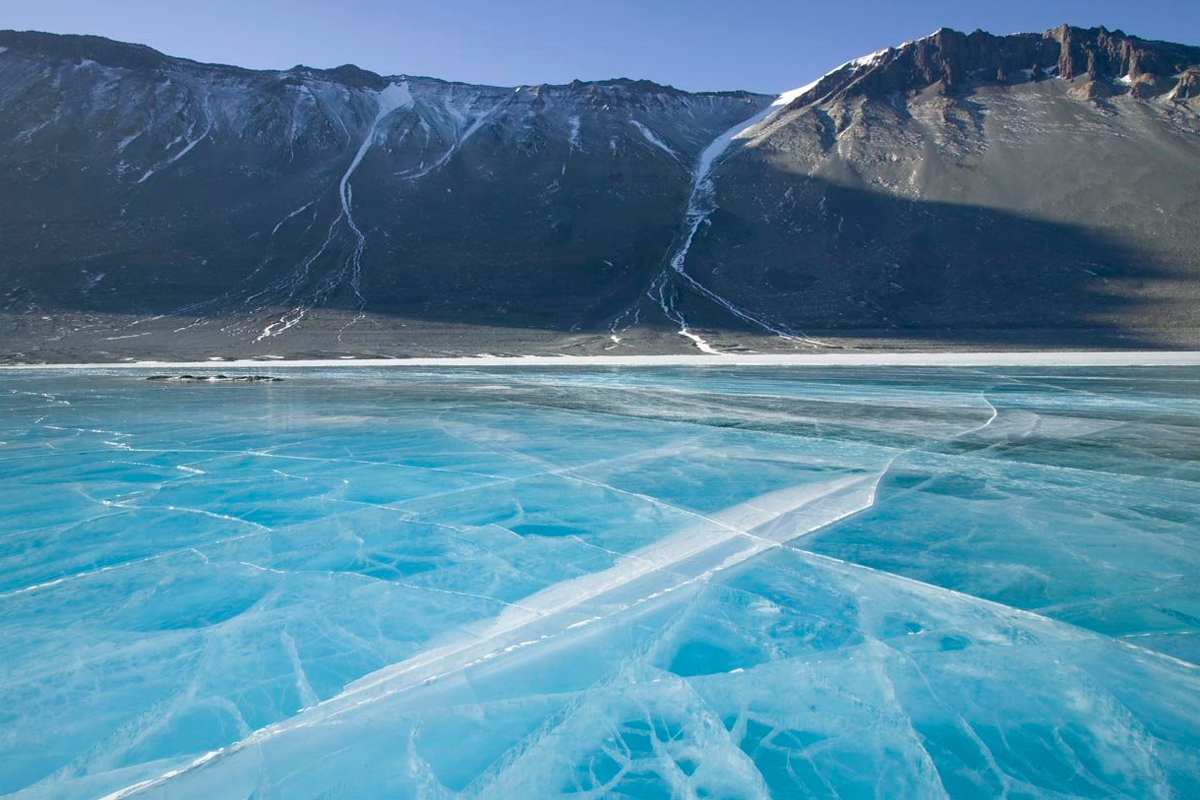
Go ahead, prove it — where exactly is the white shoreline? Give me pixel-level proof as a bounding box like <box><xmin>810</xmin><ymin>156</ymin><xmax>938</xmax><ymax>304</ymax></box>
<box><xmin>3</xmin><ymin>351</ymin><xmax>1200</xmax><ymax>369</ymax></box>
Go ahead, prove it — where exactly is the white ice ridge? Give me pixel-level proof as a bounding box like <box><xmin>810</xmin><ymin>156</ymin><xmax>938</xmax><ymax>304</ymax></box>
<box><xmin>98</xmin><ymin>473</ymin><xmax>883</xmax><ymax>799</ymax></box>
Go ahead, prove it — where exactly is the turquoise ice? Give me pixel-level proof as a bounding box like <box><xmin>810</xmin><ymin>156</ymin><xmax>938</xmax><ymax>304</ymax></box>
<box><xmin>1</xmin><ymin>366</ymin><xmax>1198</xmax><ymax>798</ymax></box>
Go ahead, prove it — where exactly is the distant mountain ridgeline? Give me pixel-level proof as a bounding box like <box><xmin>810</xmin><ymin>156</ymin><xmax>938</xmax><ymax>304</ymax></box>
<box><xmin>0</xmin><ymin>25</ymin><xmax>1198</xmax><ymax>360</ymax></box>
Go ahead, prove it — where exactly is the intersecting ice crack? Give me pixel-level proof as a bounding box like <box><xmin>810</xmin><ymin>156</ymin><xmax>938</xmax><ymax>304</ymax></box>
<box><xmin>383</xmin><ymin>579</ymin><xmax>544</xmax><ymax>616</ymax></box>
<box><xmin>0</xmin><ymin>526</ymin><xmax>270</xmax><ymax>600</ymax></box>
<box><xmin>8</xmin><ymin>371</ymin><xmax>1198</xmax><ymax>799</ymax></box>
<box><xmin>5</xmin><ymin>378</ymin><xmax>987</xmax><ymax>608</ymax></box>
<box><xmin>2</xmin><ymin>416</ymin><xmax>727</xmax><ymax>604</ymax></box>
<box><xmin>862</xmin><ymin>639</ymin><xmax>953</xmax><ymax>797</ymax></box>
<box><xmin>89</xmin><ymin>383</ymin><xmax>1030</xmax><ymax>799</ymax></box>
<box><xmin>96</xmin><ymin>473</ymin><xmax>890</xmax><ymax>798</ymax></box>
<box><xmin>280</xmin><ymin>629</ymin><xmax>321</xmax><ymax>709</ymax></box>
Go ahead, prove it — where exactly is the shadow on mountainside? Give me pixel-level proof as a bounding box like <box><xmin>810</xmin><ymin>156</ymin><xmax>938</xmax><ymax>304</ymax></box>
<box><xmin>2</xmin><ymin>170</ymin><xmax>1191</xmax><ymax>354</ymax></box>
<box><xmin>659</xmin><ymin>175</ymin><xmax>1191</xmax><ymax>350</ymax></box>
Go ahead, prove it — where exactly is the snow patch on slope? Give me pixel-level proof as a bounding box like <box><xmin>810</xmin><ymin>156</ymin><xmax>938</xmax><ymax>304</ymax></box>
<box><xmin>256</xmin><ymin>81</ymin><xmax>413</xmax><ymax>342</ymax></box>
<box><xmin>397</xmin><ymin>90</ymin><xmax>502</xmax><ymax>182</ymax></box>
<box><xmin>136</xmin><ymin>92</ymin><xmax>215</xmax><ymax>184</ymax></box>
<box><xmin>630</xmin><ymin>120</ymin><xmax>678</xmax><ymax>159</ymax></box>
<box><xmin>339</xmin><ymin>81</ymin><xmax>413</xmax><ymax>219</ymax></box>
<box><xmin>568</xmin><ymin>115</ymin><xmax>582</xmax><ymax>151</ymax></box>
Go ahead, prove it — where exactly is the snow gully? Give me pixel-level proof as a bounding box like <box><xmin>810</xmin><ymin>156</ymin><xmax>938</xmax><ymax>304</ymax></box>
<box><xmin>642</xmin><ymin>83</ymin><xmax>841</xmax><ymax>352</ymax></box>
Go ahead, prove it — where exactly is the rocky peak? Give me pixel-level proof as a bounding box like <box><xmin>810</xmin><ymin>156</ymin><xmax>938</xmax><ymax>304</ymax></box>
<box><xmin>1044</xmin><ymin>25</ymin><xmax>1198</xmax><ymax>81</ymax></box>
<box><xmin>778</xmin><ymin>25</ymin><xmax>1200</xmax><ymax>112</ymax></box>
<box><xmin>296</xmin><ymin>63</ymin><xmax>390</xmax><ymax>90</ymax></box>
<box><xmin>1175</xmin><ymin>68</ymin><xmax>1200</xmax><ymax>100</ymax></box>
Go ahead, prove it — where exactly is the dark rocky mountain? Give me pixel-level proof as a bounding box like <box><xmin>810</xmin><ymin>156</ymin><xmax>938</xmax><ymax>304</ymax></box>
<box><xmin>0</xmin><ymin>25</ymin><xmax>1198</xmax><ymax>360</ymax></box>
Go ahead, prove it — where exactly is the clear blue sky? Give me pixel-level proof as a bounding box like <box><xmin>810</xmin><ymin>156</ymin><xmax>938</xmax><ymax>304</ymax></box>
<box><xmin>2</xmin><ymin>0</ymin><xmax>1197</xmax><ymax>93</ymax></box>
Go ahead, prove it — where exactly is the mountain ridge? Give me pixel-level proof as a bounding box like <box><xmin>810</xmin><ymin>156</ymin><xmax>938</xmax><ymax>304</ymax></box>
<box><xmin>5</xmin><ymin>24</ymin><xmax>1197</xmax><ymax>95</ymax></box>
<box><xmin>0</xmin><ymin>29</ymin><xmax>768</xmax><ymax>98</ymax></box>
<box><xmin>1</xmin><ymin>25</ymin><xmax>1198</xmax><ymax>361</ymax></box>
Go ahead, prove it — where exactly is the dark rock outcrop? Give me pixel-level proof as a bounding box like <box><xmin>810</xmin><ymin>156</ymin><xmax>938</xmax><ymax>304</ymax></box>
<box><xmin>779</xmin><ymin>26</ymin><xmax>1200</xmax><ymax>111</ymax></box>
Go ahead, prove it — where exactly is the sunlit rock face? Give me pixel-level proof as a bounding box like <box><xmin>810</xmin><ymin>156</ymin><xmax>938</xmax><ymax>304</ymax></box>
<box><xmin>2</xmin><ymin>366</ymin><xmax>1198</xmax><ymax>798</ymax></box>
<box><xmin>681</xmin><ymin>27</ymin><xmax>1200</xmax><ymax>345</ymax></box>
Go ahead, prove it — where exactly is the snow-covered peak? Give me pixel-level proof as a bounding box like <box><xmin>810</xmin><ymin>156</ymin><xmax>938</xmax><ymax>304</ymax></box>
<box><xmin>722</xmin><ymin>44</ymin><xmax>891</xmax><ymax>147</ymax></box>
<box><xmin>898</xmin><ymin>30</ymin><xmax>943</xmax><ymax>49</ymax></box>
<box><xmin>756</xmin><ymin>42</ymin><xmax>897</xmax><ymax>119</ymax></box>
<box><xmin>847</xmin><ymin>48</ymin><xmax>890</xmax><ymax>69</ymax></box>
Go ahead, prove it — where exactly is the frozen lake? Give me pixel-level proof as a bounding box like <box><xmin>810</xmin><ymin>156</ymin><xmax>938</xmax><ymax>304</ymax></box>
<box><xmin>2</xmin><ymin>366</ymin><xmax>1198</xmax><ymax>798</ymax></box>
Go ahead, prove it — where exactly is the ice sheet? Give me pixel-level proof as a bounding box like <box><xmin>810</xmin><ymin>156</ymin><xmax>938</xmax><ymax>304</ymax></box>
<box><xmin>1</xmin><ymin>366</ymin><xmax>1197</xmax><ymax>798</ymax></box>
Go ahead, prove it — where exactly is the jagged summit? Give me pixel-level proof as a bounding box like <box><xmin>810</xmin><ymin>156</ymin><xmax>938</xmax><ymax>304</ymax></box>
<box><xmin>768</xmin><ymin>24</ymin><xmax>1200</xmax><ymax>113</ymax></box>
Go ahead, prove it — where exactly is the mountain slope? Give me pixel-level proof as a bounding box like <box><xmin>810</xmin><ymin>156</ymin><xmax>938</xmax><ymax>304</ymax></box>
<box><xmin>0</xmin><ymin>26</ymin><xmax>1198</xmax><ymax>360</ymax></box>
<box><xmin>659</xmin><ymin>26</ymin><xmax>1200</xmax><ymax>351</ymax></box>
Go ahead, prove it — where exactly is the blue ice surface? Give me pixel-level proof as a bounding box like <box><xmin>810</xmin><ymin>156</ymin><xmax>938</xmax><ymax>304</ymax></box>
<box><xmin>0</xmin><ymin>365</ymin><xmax>1197</xmax><ymax>799</ymax></box>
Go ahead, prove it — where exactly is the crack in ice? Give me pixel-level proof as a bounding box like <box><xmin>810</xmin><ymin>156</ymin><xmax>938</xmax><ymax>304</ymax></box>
<box><xmin>97</xmin><ymin>471</ymin><xmax>885</xmax><ymax>798</ymax></box>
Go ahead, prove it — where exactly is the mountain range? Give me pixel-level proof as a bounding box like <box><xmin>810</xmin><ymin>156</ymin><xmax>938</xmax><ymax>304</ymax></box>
<box><xmin>1</xmin><ymin>24</ymin><xmax>1198</xmax><ymax>361</ymax></box>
